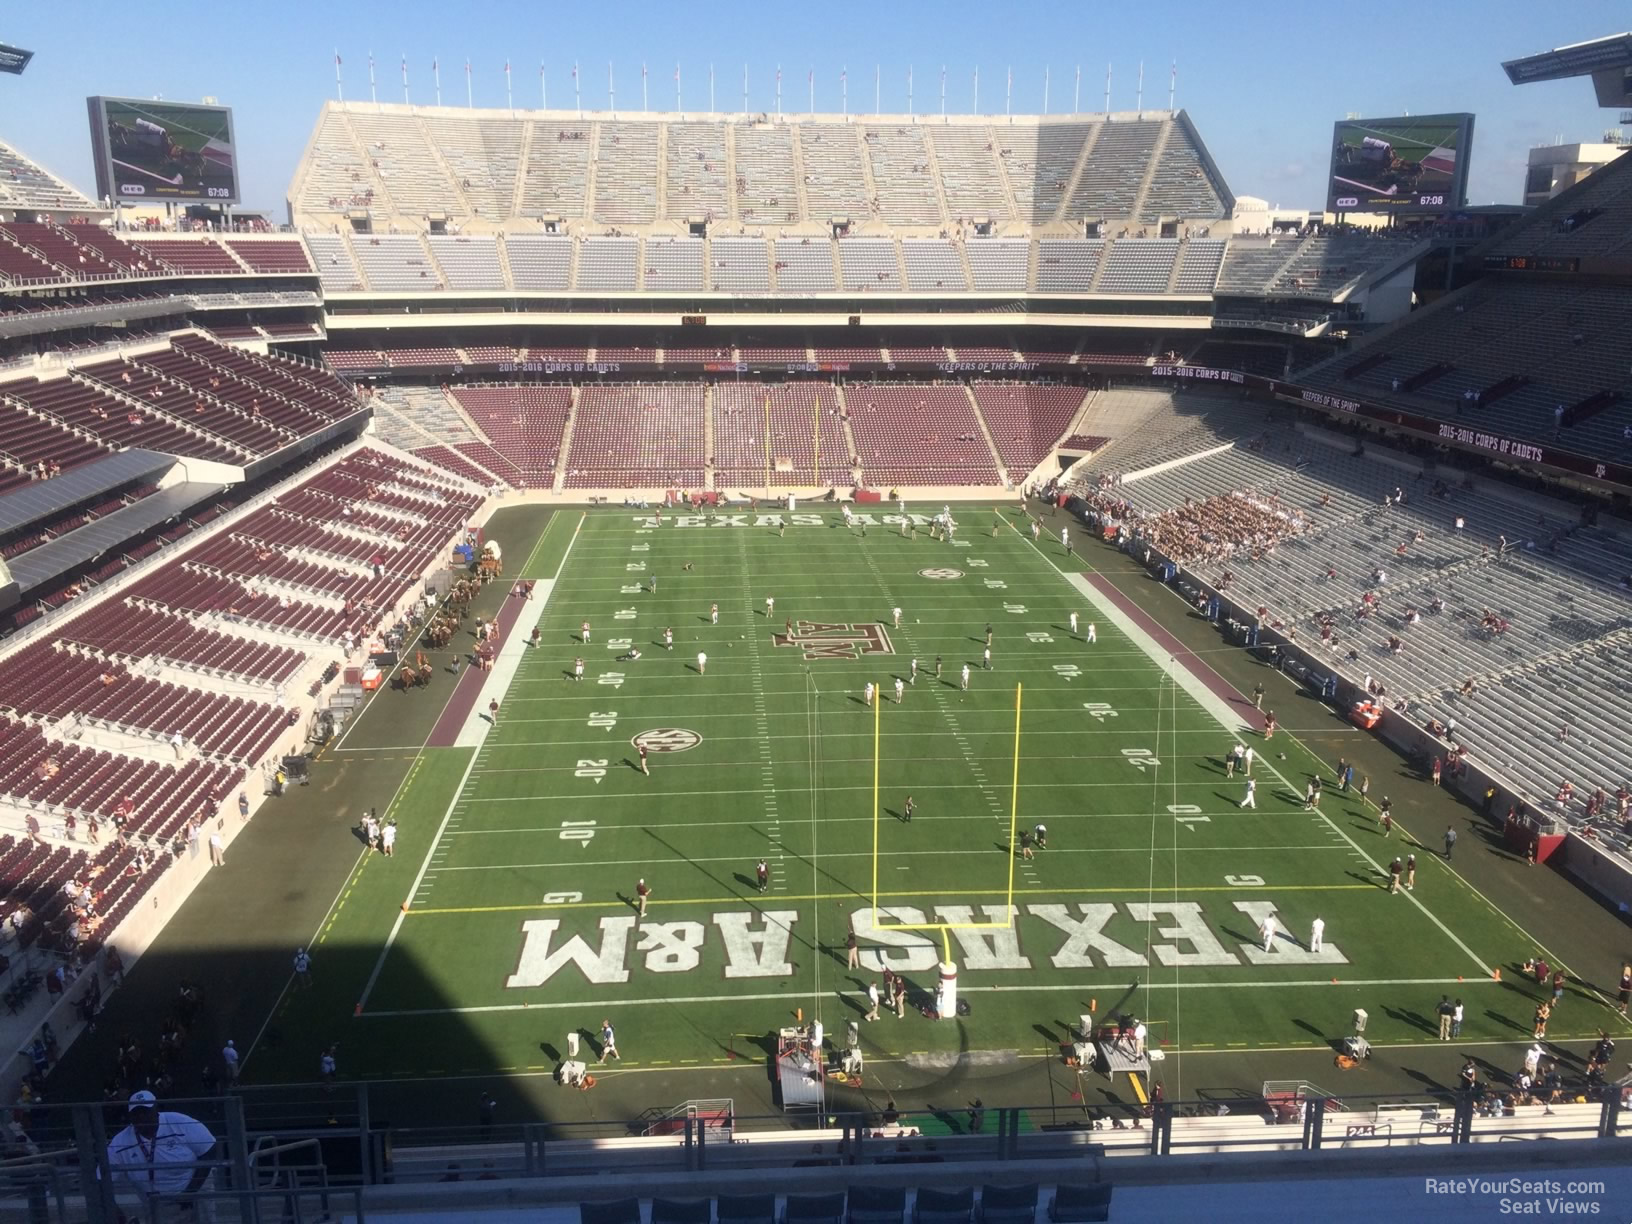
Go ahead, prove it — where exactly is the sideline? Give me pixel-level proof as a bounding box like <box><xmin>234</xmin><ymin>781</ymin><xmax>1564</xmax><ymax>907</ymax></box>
<box><xmin>356</xmin><ymin>513</ymin><xmax>587</xmax><ymax>1011</ymax></box>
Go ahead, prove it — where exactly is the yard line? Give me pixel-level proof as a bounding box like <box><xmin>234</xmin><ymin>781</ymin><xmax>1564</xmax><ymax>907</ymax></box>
<box><xmin>424</xmin><ymin>843</ymin><xmax>1350</xmax><ymax>872</ymax></box>
<box><xmin>403</xmin><ymin>880</ymin><xmax>1378</xmax><ymax>916</ymax></box>
<box><xmin>357</xmin><ymin>974</ymin><xmax>1495</xmax><ymax>1020</ymax></box>
<box><xmin>356</xmin><ymin>512</ymin><xmax>591</xmax><ymax>1012</ymax></box>
<box><xmin>441</xmin><ymin>812</ymin><xmax>1352</xmax><ymax>832</ymax></box>
<box><xmin>1018</xmin><ymin>530</ymin><xmax>1497</xmax><ymax>979</ymax></box>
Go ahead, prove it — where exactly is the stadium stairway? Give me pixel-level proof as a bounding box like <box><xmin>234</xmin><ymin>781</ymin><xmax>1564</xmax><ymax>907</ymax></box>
<box><xmin>962</xmin><ymin>385</ymin><xmax>1011</xmax><ymax>487</ymax></box>
<box><xmin>832</xmin><ymin>385</ymin><xmax>861</xmax><ymax>482</ymax></box>
<box><xmin>1055</xmin><ymin>126</ymin><xmax>1103</xmax><ymax>224</ymax></box>
<box><xmin>551</xmin><ymin>388</ymin><xmax>580</xmax><ymax>493</ymax></box>
<box><xmin>1127</xmin><ymin>122</ymin><xmax>1173</xmax><ymax>227</ymax></box>
<box><xmin>702</xmin><ymin>386</ymin><xmax>715</xmax><ymax>492</ymax></box>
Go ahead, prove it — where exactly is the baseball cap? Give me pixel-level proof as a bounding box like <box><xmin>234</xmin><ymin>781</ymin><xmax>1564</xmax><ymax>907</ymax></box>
<box><xmin>128</xmin><ymin>1090</ymin><xmax>157</xmax><ymax>1112</ymax></box>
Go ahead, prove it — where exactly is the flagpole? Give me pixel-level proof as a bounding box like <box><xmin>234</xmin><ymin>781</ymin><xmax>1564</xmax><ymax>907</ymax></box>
<box><xmin>808</xmin><ymin>69</ymin><xmax>813</xmax><ymax>115</ymax></box>
<box><xmin>574</xmin><ymin>62</ymin><xmax>581</xmax><ymax>117</ymax></box>
<box><xmin>506</xmin><ymin>61</ymin><xmax>513</xmax><ymax>113</ymax></box>
<box><xmin>1074</xmin><ymin>64</ymin><xmax>1080</xmax><ymax>114</ymax></box>
<box><xmin>1136</xmin><ymin>60</ymin><xmax>1143</xmax><ymax>117</ymax></box>
<box><xmin>708</xmin><ymin>63</ymin><xmax>714</xmax><ymax>112</ymax></box>
<box><xmin>1042</xmin><ymin>65</ymin><xmax>1049</xmax><ymax>115</ymax></box>
<box><xmin>940</xmin><ymin>65</ymin><xmax>946</xmax><ymax>118</ymax></box>
<box><xmin>334</xmin><ymin>50</ymin><xmax>344</xmax><ymax>103</ymax></box>
<box><xmin>642</xmin><ymin>62</ymin><xmax>648</xmax><ymax>112</ymax></box>
<box><xmin>402</xmin><ymin>55</ymin><xmax>409</xmax><ymax>105</ymax></box>
<box><xmin>973</xmin><ymin>65</ymin><xmax>979</xmax><ymax>114</ymax></box>
<box><xmin>907</xmin><ymin>64</ymin><xmax>913</xmax><ymax>116</ymax></box>
<box><xmin>776</xmin><ymin>65</ymin><xmax>782</xmax><ymax>117</ymax></box>
<box><xmin>1169</xmin><ymin>61</ymin><xmax>1177</xmax><ymax>112</ymax></box>
<box><xmin>368</xmin><ymin>52</ymin><xmax>377</xmax><ymax>106</ymax></box>
<box><xmin>841</xmin><ymin>65</ymin><xmax>847</xmax><ymax>117</ymax></box>
<box><xmin>609</xmin><ymin>61</ymin><xmax>615</xmax><ymax>113</ymax></box>
<box><xmin>434</xmin><ymin>58</ymin><xmax>442</xmax><ymax>107</ymax></box>
<box><xmin>466</xmin><ymin>59</ymin><xmax>473</xmax><ymax>109</ymax></box>
<box><xmin>1104</xmin><ymin>62</ymin><xmax>1111</xmax><ymax>114</ymax></box>
<box><xmin>1005</xmin><ymin>65</ymin><xmax>1011</xmax><ymax>117</ymax></box>
<box><xmin>541</xmin><ymin>64</ymin><xmax>546</xmax><ymax>110</ymax></box>
<box><xmin>676</xmin><ymin>63</ymin><xmax>681</xmax><ymax>112</ymax></box>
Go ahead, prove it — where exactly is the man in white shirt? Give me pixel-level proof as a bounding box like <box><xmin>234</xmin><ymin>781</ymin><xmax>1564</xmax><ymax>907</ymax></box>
<box><xmin>1309</xmin><ymin>916</ymin><xmax>1325</xmax><ymax>953</ymax></box>
<box><xmin>1260</xmin><ymin>913</ymin><xmax>1277</xmax><ymax>952</ymax></box>
<box><xmin>696</xmin><ymin>651</ymin><xmax>707</xmax><ymax>675</ymax></box>
<box><xmin>221</xmin><ymin>1040</ymin><xmax>239</xmax><ymax>1083</ymax></box>
<box><xmin>104</xmin><ymin>1091</ymin><xmax>217</xmax><ymax>1211</ymax></box>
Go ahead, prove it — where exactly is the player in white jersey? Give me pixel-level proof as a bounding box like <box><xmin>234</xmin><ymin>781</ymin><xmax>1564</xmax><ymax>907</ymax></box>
<box><xmin>960</xmin><ymin>663</ymin><xmax>971</xmax><ymax>691</ymax></box>
<box><xmin>1069</xmin><ymin>611</ymin><xmax>1079</xmax><ymax>636</ymax></box>
<box><xmin>894</xmin><ymin>677</ymin><xmax>905</xmax><ymax>704</ymax></box>
<box><xmin>710</xmin><ymin>602</ymin><xmax>719</xmax><ymax>625</ymax></box>
<box><xmin>663</xmin><ymin>627</ymin><xmax>674</xmax><ymax>650</ymax></box>
<box><xmin>909</xmin><ymin>658</ymin><xmax>918</xmax><ymax>685</ymax></box>
<box><xmin>892</xmin><ymin>607</ymin><xmax>903</xmax><ymax>627</ymax></box>
<box><xmin>573</xmin><ymin>657</ymin><xmax>584</xmax><ymax>682</ymax></box>
<box><xmin>864</xmin><ymin>681</ymin><xmax>875</xmax><ymax>707</ymax></box>
<box><xmin>696</xmin><ymin>651</ymin><xmax>708</xmax><ymax>674</ymax></box>
<box><xmin>1085</xmin><ymin>622</ymin><xmax>1097</xmax><ymax>643</ymax></box>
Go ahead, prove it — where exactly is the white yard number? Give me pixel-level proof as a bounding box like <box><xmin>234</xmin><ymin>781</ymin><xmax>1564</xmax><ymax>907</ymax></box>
<box><xmin>608</xmin><ymin>638</ymin><xmax>633</xmax><ymax>651</ymax></box>
<box><xmin>631</xmin><ymin>543</ymin><xmax>649</xmax><ymax>552</ymax></box>
<box><xmin>969</xmin><ymin>559</ymin><xmax>989</xmax><ymax>568</ymax></box>
<box><xmin>1082</xmin><ymin>702</ymin><xmax>1118</xmax><ymax>721</ymax></box>
<box><xmin>984</xmin><ymin>578</ymin><xmax>1007</xmax><ymax>589</ymax></box>
<box><xmin>598</xmin><ymin>672</ymin><xmax>625</xmax><ymax>688</ymax></box>
<box><xmin>1002</xmin><ymin>603</ymin><xmax>1027</xmax><ymax>615</ymax></box>
<box><xmin>1123</xmin><ymin>747</ymin><xmax>1160</xmax><ymax>771</ymax></box>
<box><xmin>560</xmin><ymin>818</ymin><xmax>598</xmax><ymax>841</ymax></box>
<box><xmin>614</xmin><ymin>608</ymin><xmax>637</xmax><ymax>620</ymax></box>
<box><xmin>1053</xmin><ymin>664</ymin><xmax>1082</xmax><ymax>679</ymax></box>
<box><xmin>621</xmin><ymin>584</ymin><xmax>642</xmax><ymax>594</ymax></box>
<box><xmin>952</xmin><ymin>539</ymin><xmax>970</xmax><ymax>548</ymax></box>
<box><xmin>587</xmin><ymin>711</ymin><xmax>619</xmax><ymax>729</ymax></box>
<box><xmin>1027</xmin><ymin>631</ymin><xmax>1054</xmax><ymax>643</ymax></box>
<box><xmin>1168</xmin><ymin>803</ymin><xmax>1210</xmax><ymax>826</ymax></box>
<box><xmin>1225</xmin><ymin>875</ymin><xmax>1265</xmax><ymax>887</ymax></box>
<box><xmin>573</xmin><ymin>760</ymin><xmax>607</xmax><ymax>780</ymax></box>
<box><xmin>626</xmin><ymin>562</ymin><xmax>647</xmax><ymax>572</ymax></box>
<box><xmin>543</xmin><ymin>890</ymin><xmax>584</xmax><ymax>903</ymax></box>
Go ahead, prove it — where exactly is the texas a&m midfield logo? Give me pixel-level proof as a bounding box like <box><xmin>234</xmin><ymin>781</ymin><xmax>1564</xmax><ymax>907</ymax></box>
<box><xmin>773</xmin><ymin>621</ymin><xmax>896</xmax><ymax>661</ymax></box>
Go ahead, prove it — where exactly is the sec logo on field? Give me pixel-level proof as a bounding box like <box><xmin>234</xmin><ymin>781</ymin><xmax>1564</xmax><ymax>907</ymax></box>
<box><xmin>918</xmin><ymin>568</ymin><xmax>963</xmax><ymax>580</ymax></box>
<box><xmin>632</xmin><ymin>728</ymin><xmax>702</xmax><ymax>753</ymax></box>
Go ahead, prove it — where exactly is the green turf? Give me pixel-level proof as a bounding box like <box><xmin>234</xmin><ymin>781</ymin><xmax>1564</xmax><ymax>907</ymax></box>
<box><xmin>255</xmin><ymin>506</ymin><xmax>1607</xmax><ymax>1089</ymax></box>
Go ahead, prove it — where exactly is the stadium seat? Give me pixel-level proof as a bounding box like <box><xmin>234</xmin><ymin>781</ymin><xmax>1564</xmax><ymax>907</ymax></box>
<box><xmin>718</xmin><ymin>1194</ymin><xmax>777</xmax><ymax>1224</ymax></box>
<box><xmin>977</xmin><ymin>1185</ymin><xmax>1037</xmax><ymax>1224</ymax></box>
<box><xmin>1047</xmin><ymin>1185</ymin><xmax>1112</xmax><ymax>1223</ymax></box>
<box><xmin>652</xmin><ymin>1199</ymin><xmax>715</xmax><ymax>1224</ymax></box>
<box><xmin>912</xmin><ymin>1188</ymin><xmax>974</xmax><ymax>1224</ymax></box>
<box><xmin>581</xmin><ymin>1200</ymin><xmax>643</xmax><ymax>1224</ymax></box>
<box><xmin>783</xmin><ymin>1193</ymin><xmax>847</xmax><ymax>1224</ymax></box>
<box><xmin>847</xmin><ymin>1186</ymin><xmax>906</xmax><ymax>1224</ymax></box>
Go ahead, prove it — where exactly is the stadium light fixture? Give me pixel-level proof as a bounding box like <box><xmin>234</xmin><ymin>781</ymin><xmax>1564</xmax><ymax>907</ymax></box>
<box><xmin>0</xmin><ymin>43</ymin><xmax>33</xmax><ymax>75</ymax></box>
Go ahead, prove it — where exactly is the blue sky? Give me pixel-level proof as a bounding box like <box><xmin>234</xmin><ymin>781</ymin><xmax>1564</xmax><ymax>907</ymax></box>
<box><xmin>2</xmin><ymin>2</ymin><xmax>1624</xmax><ymax>216</ymax></box>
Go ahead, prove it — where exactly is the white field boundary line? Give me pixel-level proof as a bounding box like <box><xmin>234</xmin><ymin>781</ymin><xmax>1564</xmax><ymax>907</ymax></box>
<box><xmin>331</xmin><ymin>505</ymin><xmax>575</xmax><ymax>751</ymax></box>
<box><xmin>1126</xmin><ymin>546</ymin><xmax>1632</xmax><ymax>1018</ymax></box>
<box><xmin>1011</xmin><ymin>525</ymin><xmax>1496</xmax><ymax>978</ymax></box>
<box><xmin>355</xmin><ymin>514</ymin><xmax>587</xmax><ymax>1014</ymax></box>
<box><xmin>357</xmin><ymin>975</ymin><xmax>1496</xmax><ymax>1019</ymax></box>
<box><xmin>425</xmin><ymin>844</ymin><xmax>1349</xmax><ymax>871</ymax></box>
<box><xmin>242</xmin><ymin>750</ymin><xmax>430</xmax><ymax>1067</ymax></box>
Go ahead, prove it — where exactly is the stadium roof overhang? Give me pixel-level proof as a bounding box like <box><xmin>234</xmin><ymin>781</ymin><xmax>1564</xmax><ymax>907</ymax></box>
<box><xmin>1502</xmin><ymin>32</ymin><xmax>1632</xmax><ymax>106</ymax></box>
<box><xmin>7</xmin><ymin>480</ymin><xmax>223</xmax><ymax>595</ymax></box>
<box><xmin>0</xmin><ymin>449</ymin><xmax>173</xmax><ymax>538</ymax></box>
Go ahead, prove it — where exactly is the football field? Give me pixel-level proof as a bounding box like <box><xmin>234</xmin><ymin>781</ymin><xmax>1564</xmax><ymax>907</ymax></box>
<box><xmin>260</xmin><ymin>505</ymin><xmax>1599</xmax><ymax>1099</ymax></box>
